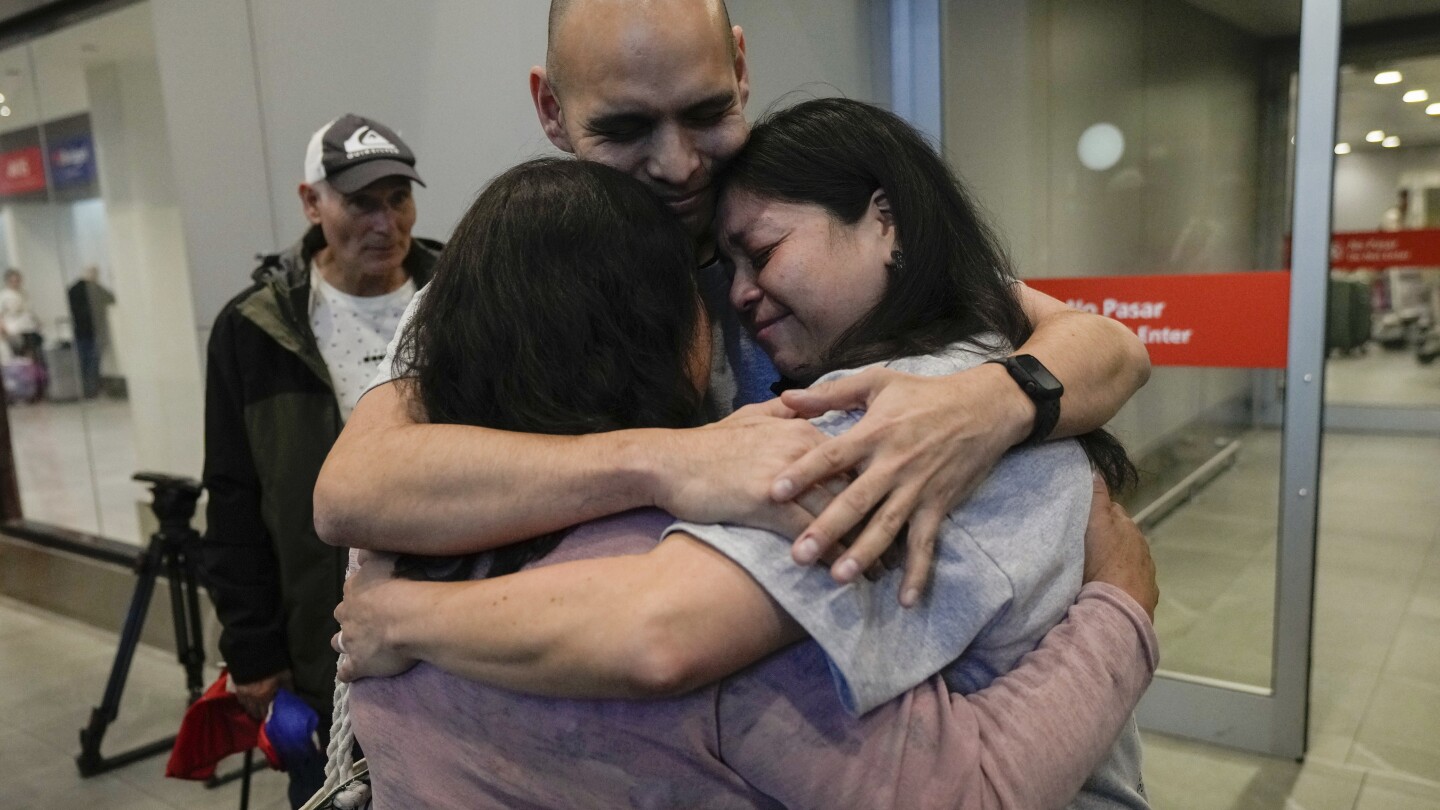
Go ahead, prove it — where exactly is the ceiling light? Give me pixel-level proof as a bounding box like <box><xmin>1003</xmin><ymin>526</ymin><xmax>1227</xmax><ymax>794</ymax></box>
<box><xmin>1404</xmin><ymin>89</ymin><xmax>1430</xmax><ymax>103</ymax></box>
<box><xmin>1366</xmin><ymin>130</ymin><xmax>1385</xmax><ymax>142</ymax></box>
<box><xmin>1429</xmin><ymin>104</ymin><xmax>1440</xmax><ymax>115</ymax></box>
<box><xmin>1335</xmin><ymin>143</ymin><xmax>1351</xmax><ymax>155</ymax></box>
<box><xmin>1076</xmin><ymin>123</ymin><xmax>1125</xmax><ymax>171</ymax></box>
<box><xmin>1383</xmin><ymin>136</ymin><xmax>1401</xmax><ymax>148</ymax></box>
<box><xmin>0</xmin><ymin>93</ymin><xmax>6</xmax><ymax>104</ymax></box>
<box><xmin>0</xmin><ymin>106</ymin><xmax>10</xmax><ymax>117</ymax></box>
<box><xmin>1375</xmin><ymin>71</ymin><xmax>1403</xmax><ymax>85</ymax></box>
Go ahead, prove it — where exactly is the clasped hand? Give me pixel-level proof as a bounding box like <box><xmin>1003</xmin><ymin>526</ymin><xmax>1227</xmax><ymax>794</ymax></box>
<box><xmin>333</xmin><ymin>549</ymin><xmax>417</xmax><ymax>682</ymax></box>
<box><xmin>663</xmin><ymin>363</ymin><xmax>1030</xmax><ymax>607</ymax></box>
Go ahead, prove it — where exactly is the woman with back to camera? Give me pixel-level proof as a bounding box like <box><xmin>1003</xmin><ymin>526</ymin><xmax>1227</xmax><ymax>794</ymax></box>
<box><xmin>336</xmin><ymin>106</ymin><xmax>1156</xmax><ymax>808</ymax></box>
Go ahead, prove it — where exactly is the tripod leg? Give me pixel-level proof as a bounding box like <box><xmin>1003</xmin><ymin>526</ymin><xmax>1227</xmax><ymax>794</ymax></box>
<box><xmin>166</xmin><ymin>539</ymin><xmax>206</xmax><ymax>702</ymax></box>
<box><xmin>183</xmin><ymin>551</ymin><xmax>208</xmax><ymax>699</ymax></box>
<box><xmin>76</xmin><ymin>537</ymin><xmax>161</xmax><ymax>776</ymax></box>
<box><xmin>240</xmin><ymin>748</ymin><xmax>253</xmax><ymax>810</ymax></box>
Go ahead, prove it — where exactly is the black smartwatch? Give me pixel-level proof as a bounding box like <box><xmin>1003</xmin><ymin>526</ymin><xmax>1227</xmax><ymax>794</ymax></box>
<box><xmin>986</xmin><ymin>354</ymin><xmax>1063</xmax><ymax>446</ymax></box>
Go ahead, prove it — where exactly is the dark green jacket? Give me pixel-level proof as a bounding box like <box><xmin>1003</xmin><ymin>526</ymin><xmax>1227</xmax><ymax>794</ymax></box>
<box><xmin>199</xmin><ymin>226</ymin><xmax>439</xmax><ymax>713</ymax></box>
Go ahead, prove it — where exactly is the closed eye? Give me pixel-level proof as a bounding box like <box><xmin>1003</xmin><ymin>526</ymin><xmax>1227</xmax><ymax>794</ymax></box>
<box><xmin>751</xmin><ymin>243</ymin><xmax>778</xmax><ymax>271</ymax></box>
<box><xmin>587</xmin><ymin>114</ymin><xmax>653</xmax><ymax>143</ymax></box>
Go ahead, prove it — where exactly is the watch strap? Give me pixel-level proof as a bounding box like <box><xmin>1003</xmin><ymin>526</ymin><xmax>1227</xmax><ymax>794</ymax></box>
<box><xmin>986</xmin><ymin>356</ymin><xmax>1062</xmax><ymax>446</ymax></box>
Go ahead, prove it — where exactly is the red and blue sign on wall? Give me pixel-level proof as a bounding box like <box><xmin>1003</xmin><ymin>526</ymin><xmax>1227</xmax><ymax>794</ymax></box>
<box><xmin>0</xmin><ymin>146</ymin><xmax>46</xmax><ymax>195</ymax></box>
<box><xmin>48</xmin><ymin>134</ymin><xmax>96</xmax><ymax>190</ymax></box>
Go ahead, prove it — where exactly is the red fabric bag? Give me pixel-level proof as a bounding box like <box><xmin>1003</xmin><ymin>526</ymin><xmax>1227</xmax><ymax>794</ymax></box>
<box><xmin>166</xmin><ymin>670</ymin><xmax>282</xmax><ymax>780</ymax></box>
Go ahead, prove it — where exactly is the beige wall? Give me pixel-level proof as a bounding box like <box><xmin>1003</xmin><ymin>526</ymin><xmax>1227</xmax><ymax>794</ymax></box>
<box><xmin>1334</xmin><ymin>145</ymin><xmax>1440</xmax><ymax>232</ymax></box>
<box><xmin>150</xmin><ymin>0</ymin><xmax>891</xmax><ymax>341</ymax></box>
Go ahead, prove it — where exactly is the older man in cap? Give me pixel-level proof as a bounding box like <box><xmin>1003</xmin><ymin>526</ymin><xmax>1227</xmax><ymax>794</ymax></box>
<box><xmin>198</xmin><ymin>114</ymin><xmax>440</xmax><ymax>806</ymax></box>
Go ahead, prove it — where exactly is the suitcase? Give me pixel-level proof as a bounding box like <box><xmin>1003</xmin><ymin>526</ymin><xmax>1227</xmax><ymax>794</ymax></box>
<box><xmin>1346</xmin><ymin>276</ymin><xmax>1371</xmax><ymax>352</ymax></box>
<box><xmin>44</xmin><ymin>342</ymin><xmax>82</xmax><ymax>402</ymax></box>
<box><xmin>1327</xmin><ymin>274</ymin><xmax>1370</xmax><ymax>355</ymax></box>
<box><xmin>1326</xmin><ymin>275</ymin><xmax>1352</xmax><ymax>355</ymax></box>
<box><xmin>3</xmin><ymin>358</ymin><xmax>44</xmax><ymax>403</ymax></box>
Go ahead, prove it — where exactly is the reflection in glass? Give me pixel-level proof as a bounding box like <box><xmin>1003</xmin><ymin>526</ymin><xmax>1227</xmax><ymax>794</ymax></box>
<box><xmin>1077</xmin><ymin>123</ymin><xmax>1126</xmax><ymax>171</ymax></box>
<box><xmin>1</xmin><ymin>1</ymin><xmax>199</xmax><ymax>544</ymax></box>
<box><xmin>944</xmin><ymin>0</ymin><xmax>1288</xmax><ymax>692</ymax></box>
<box><xmin>1328</xmin><ymin>53</ymin><xmax>1440</xmax><ymax>413</ymax></box>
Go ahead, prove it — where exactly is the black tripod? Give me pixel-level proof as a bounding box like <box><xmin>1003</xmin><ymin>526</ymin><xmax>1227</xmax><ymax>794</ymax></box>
<box><xmin>76</xmin><ymin>472</ymin><xmax>207</xmax><ymax>777</ymax></box>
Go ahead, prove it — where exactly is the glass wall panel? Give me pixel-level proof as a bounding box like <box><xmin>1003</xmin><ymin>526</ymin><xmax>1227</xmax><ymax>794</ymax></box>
<box><xmin>1327</xmin><ymin>47</ymin><xmax>1440</xmax><ymax>423</ymax></box>
<box><xmin>944</xmin><ymin>0</ymin><xmax>1297</xmax><ymax>693</ymax></box>
<box><xmin>1</xmin><ymin>0</ymin><xmax>197</xmax><ymax>543</ymax></box>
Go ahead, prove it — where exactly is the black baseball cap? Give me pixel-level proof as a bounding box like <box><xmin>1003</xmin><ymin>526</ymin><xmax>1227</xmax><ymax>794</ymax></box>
<box><xmin>303</xmin><ymin>114</ymin><xmax>425</xmax><ymax>194</ymax></box>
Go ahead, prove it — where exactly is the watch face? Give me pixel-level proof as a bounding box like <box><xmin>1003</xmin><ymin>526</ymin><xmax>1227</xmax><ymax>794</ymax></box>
<box><xmin>1013</xmin><ymin>354</ymin><xmax>1064</xmax><ymax>399</ymax></box>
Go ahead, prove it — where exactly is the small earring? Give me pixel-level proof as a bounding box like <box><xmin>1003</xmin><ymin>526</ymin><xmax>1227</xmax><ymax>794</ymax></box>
<box><xmin>890</xmin><ymin>249</ymin><xmax>906</xmax><ymax>273</ymax></box>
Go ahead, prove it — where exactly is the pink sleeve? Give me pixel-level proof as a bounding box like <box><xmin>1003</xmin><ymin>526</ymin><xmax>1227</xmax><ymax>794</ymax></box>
<box><xmin>718</xmin><ymin>582</ymin><xmax>1159</xmax><ymax>810</ymax></box>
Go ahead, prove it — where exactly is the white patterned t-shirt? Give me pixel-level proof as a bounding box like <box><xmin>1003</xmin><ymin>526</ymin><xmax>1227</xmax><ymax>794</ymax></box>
<box><xmin>310</xmin><ymin>263</ymin><xmax>415</xmax><ymax>422</ymax></box>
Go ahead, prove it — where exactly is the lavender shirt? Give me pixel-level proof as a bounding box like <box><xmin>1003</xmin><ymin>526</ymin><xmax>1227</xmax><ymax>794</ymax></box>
<box><xmin>349</xmin><ymin>509</ymin><xmax>1158</xmax><ymax>809</ymax></box>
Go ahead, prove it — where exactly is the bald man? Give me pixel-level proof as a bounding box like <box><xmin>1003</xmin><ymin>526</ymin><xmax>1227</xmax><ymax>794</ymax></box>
<box><xmin>317</xmin><ymin>0</ymin><xmax>1149</xmax><ymax>603</ymax></box>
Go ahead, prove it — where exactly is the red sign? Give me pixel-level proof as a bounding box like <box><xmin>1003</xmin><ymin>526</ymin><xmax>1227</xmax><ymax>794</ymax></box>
<box><xmin>0</xmin><ymin>146</ymin><xmax>45</xmax><ymax>195</ymax></box>
<box><xmin>1327</xmin><ymin>229</ymin><xmax>1440</xmax><ymax>269</ymax></box>
<box><xmin>1026</xmin><ymin>271</ymin><xmax>1291</xmax><ymax>368</ymax></box>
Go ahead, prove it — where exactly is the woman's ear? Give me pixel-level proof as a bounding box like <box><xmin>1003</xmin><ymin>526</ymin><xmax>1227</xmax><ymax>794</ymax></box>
<box><xmin>871</xmin><ymin>188</ymin><xmax>894</xmax><ymax>230</ymax></box>
<box><xmin>870</xmin><ymin>188</ymin><xmax>897</xmax><ymax>250</ymax></box>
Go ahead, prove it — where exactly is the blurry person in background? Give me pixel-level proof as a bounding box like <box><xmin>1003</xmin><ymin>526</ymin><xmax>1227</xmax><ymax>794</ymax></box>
<box><xmin>67</xmin><ymin>265</ymin><xmax>115</xmax><ymax>398</ymax></box>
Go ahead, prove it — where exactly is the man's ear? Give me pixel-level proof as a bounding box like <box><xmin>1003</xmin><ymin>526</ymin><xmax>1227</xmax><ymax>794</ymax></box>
<box><xmin>298</xmin><ymin>183</ymin><xmax>323</xmax><ymax>226</ymax></box>
<box><xmin>530</xmin><ymin>67</ymin><xmax>574</xmax><ymax>153</ymax></box>
<box><xmin>733</xmin><ymin>26</ymin><xmax>751</xmax><ymax>110</ymax></box>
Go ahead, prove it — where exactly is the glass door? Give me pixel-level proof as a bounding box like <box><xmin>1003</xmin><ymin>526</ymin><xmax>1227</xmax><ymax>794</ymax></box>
<box><xmin>938</xmin><ymin>0</ymin><xmax>1341</xmax><ymax>757</ymax></box>
<box><xmin>1324</xmin><ymin>35</ymin><xmax>1440</xmax><ymax>434</ymax></box>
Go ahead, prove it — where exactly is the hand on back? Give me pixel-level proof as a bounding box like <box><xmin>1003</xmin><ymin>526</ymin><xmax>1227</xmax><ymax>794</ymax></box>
<box><xmin>1082</xmin><ymin>475</ymin><xmax>1158</xmax><ymax>621</ymax></box>
<box><xmin>655</xmin><ymin>398</ymin><xmax>837</xmax><ymax>539</ymax></box>
<box><xmin>767</xmin><ymin>365</ymin><xmax>1031</xmax><ymax>606</ymax></box>
<box><xmin>334</xmin><ymin>550</ymin><xmax>419</xmax><ymax>682</ymax></box>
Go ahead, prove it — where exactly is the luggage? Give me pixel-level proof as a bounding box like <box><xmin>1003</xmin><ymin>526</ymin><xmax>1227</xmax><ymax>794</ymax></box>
<box><xmin>2</xmin><ymin>357</ymin><xmax>45</xmax><ymax>403</ymax></box>
<box><xmin>44</xmin><ymin>342</ymin><xmax>82</xmax><ymax>402</ymax></box>
<box><xmin>1419</xmin><ymin>328</ymin><xmax>1440</xmax><ymax>365</ymax></box>
<box><xmin>1375</xmin><ymin>312</ymin><xmax>1407</xmax><ymax>349</ymax></box>
<box><xmin>1327</xmin><ymin>275</ymin><xmax>1353</xmax><ymax>354</ymax></box>
<box><xmin>1347</xmin><ymin>276</ymin><xmax>1371</xmax><ymax>351</ymax></box>
<box><xmin>1327</xmin><ymin>273</ymin><xmax>1370</xmax><ymax>355</ymax></box>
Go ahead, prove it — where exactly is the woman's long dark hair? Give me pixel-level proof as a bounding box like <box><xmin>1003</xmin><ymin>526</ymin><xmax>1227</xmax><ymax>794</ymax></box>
<box><xmin>396</xmin><ymin>157</ymin><xmax>704</xmax><ymax>576</ymax></box>
<box><xmin>719</xmin><ymin>98</ymin><xmax>1136</xmax><ymax>493</ymax></box>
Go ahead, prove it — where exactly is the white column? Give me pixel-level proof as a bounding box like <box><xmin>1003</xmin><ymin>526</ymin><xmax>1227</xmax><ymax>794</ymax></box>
<box><xmin>86</xmin><ymin>58</ymin><xmax>204</xmax><ymax>479</ymax></box>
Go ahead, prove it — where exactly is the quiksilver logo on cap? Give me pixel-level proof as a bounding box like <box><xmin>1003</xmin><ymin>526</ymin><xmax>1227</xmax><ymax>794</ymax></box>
<box><xmin>343</xmin><ymin>126</ymin><xmax>399</xmax><ymax>159</ymax></box>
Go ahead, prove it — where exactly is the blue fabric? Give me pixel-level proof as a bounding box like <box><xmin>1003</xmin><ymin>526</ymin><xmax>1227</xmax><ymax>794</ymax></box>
<box><xmin>265</xmin><ymin>688</ymin><xmax>321</xmax><ymax>770</ymax></box>
<box><xmin>694</xmin><ymin>260</ymin><xmax>778</xmax><ymax>416</ymax></box>
<box><xmin>730</xmin><ymin>329</ymin><xmax>779</xmax><ymax>408</ymax></box>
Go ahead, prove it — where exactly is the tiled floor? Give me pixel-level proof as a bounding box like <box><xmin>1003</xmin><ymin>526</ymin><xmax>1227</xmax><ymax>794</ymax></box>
<box><xmin>0</xmin><ymin>431</ymin><xmax>1437</xmax><ymax>808</ymax></box>
<box><xmin>1139</xmin><ymin>431</ymin><xmax>1440</xmax><ymax>809</ymax></box>
<box><xmin>1145</xmin><ymin>429</ymin><xmax>1282</xmax><ymax>689</ymax></box>
<box><xmin>0</xmin><ymin>596</ymin><xmax>290</xmax><ymax>809</ymax></box>
<box><xmin>8</xmin><ymin>397</ymin><xmax>142</xmax><ymax>543</ymax></box>
<box><xmin>1326</xmin><ymin>346</ymin><xmax>1440</xmax><ymax>408</ymax></box>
